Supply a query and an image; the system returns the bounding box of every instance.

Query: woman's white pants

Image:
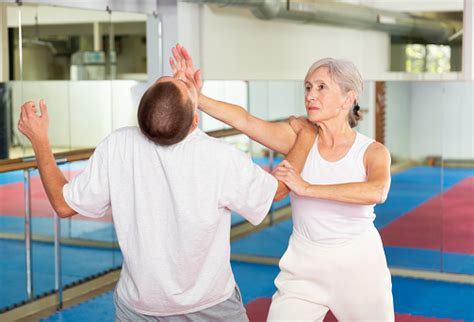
[267,225,394,322]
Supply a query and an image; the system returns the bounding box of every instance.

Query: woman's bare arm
[275,142,391,205]
[200,95,297,155]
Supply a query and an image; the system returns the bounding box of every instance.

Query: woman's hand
[169,44,203,92]
[273,160,309,196]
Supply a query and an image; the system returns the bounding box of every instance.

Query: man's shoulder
[94,127,142,153]
[103,127,142,144]
[195,130,246,157]
[111,126,141,137]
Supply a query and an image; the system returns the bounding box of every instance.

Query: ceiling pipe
[184,0,462,44]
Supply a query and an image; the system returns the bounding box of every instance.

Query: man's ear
[191,112,199,130]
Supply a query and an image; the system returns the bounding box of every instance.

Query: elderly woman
[170,44,394,321]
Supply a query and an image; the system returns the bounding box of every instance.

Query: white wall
[0,4,8,82]
[11,80,146,148]
[178,3,390,81]
[439,82,474,160]
[356,81,376,139]
[248,81,305,120]
[200,80,247,131]
[361,0,463,12]
[385,82,412,159]
[386,81,474,161]
[464,0,474,80]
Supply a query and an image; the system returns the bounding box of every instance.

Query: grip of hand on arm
[300,142,391,204]
[273,127,316,201]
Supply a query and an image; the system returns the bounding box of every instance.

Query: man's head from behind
[138,75,199,146]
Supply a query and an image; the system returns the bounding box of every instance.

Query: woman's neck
[317,120,355,148]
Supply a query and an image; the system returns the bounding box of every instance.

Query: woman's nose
[306,90,317,101]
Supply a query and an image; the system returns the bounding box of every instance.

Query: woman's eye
[318,84,325,90]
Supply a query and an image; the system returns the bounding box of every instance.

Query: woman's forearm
[302,181,389,205]
[199,94,296,154]
[199,94,249,131]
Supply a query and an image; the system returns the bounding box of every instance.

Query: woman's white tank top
[290,132,376,244]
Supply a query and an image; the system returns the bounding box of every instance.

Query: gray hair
[305,58,363,128]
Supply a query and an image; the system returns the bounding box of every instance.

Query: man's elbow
[273,192,287,202]
[273,181,289,202]
[56,206,76,218]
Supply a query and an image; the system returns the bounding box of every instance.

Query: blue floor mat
[231,195,291,226]
[385,246,474,275]
[0,216,117,242]
[2,165,473,315]
[231,219,474,275]
[41,262,474,322]
[0,239,122,310]
[231,220,292,258]
[374,166,473,228]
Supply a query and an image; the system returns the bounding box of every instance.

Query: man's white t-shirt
[63,127,278,316]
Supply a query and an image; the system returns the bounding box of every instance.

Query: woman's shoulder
[364,140,390,163]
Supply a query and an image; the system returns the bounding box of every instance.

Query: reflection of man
[17,67,314,320]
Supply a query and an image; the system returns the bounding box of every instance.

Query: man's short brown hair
[137,81,194,146]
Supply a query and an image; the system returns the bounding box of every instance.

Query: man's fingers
[22,101,37,118]
[21,101,34,112]
[19,110,26,124]
[39,99,48,118]
[20,106,29,121]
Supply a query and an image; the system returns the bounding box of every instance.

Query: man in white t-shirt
[17,69,315,320]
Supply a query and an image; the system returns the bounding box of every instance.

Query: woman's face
[304,67,349,124]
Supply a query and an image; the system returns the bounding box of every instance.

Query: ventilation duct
[185,0,462,44]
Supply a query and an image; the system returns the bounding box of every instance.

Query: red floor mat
[0,171,112,222]
[381,177,474,254]
[245,297,461,321]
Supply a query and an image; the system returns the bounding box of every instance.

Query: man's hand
[169,44,203,92]
[288,116,317,136]
[18,100,50,145]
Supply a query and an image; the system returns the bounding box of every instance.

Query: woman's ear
[343,90,357,110]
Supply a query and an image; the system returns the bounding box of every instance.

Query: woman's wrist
[300,182,311,197]
[198,93,209,110]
